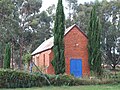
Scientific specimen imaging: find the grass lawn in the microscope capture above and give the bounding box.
[1,84,120,90]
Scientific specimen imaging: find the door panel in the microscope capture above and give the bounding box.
[70,59,82,77]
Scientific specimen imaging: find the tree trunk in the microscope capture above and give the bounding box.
[0,59,3,68]
[112,65,116,70]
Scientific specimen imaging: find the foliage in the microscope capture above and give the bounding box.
[0,42,3,68]
[46,4,56,23]
[101,0,120,69]
[0,69,48,88]
[0,69,120,88]
[3,43,11,69]
[0,0,19,68]
[0,0,52,69]
[65,0,78,27]
[87,1,102,75]
[52,0,65,74]
[47,74,116,86]
[101,69,120,80]
[22,53,31,64]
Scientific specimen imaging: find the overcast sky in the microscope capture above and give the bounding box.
[41,0,107,11]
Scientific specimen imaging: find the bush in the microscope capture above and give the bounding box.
[102,69,120,80]
[47,74,117,86]
[3,43,11,69]
[0,69,119,88]
[48,74,74,86]
[22,53,31,64]
[0,69,48,88]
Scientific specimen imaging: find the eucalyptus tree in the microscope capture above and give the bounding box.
[101,0,120,69]
[65,0,78,27]
[0,0,20,68]
[0,0,52,69]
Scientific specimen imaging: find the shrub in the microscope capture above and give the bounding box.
[22,53,31,64]
[0,69,48,88]
[48,74,74,86]
[0,69,119,88]
[47,74,117,86]
[3,43,11,69]
[101,69,120,80]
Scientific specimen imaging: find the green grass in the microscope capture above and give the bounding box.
[1,84,120,90]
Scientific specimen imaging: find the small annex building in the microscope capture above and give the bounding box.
[31,24,90,77]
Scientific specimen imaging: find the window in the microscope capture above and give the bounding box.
[43,54,45,67]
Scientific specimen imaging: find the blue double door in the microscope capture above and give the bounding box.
[70,59,82,77]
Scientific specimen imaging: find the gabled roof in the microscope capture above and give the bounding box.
[31,24,87,55]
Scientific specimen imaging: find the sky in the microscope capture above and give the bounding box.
[41,0,105,11]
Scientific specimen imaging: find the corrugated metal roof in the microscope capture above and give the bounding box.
[31,24,86,55]
[31,37,54,55]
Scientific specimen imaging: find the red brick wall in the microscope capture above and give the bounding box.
[64,26,90,76]
[47,50,54,74]
[33,50,52,73]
